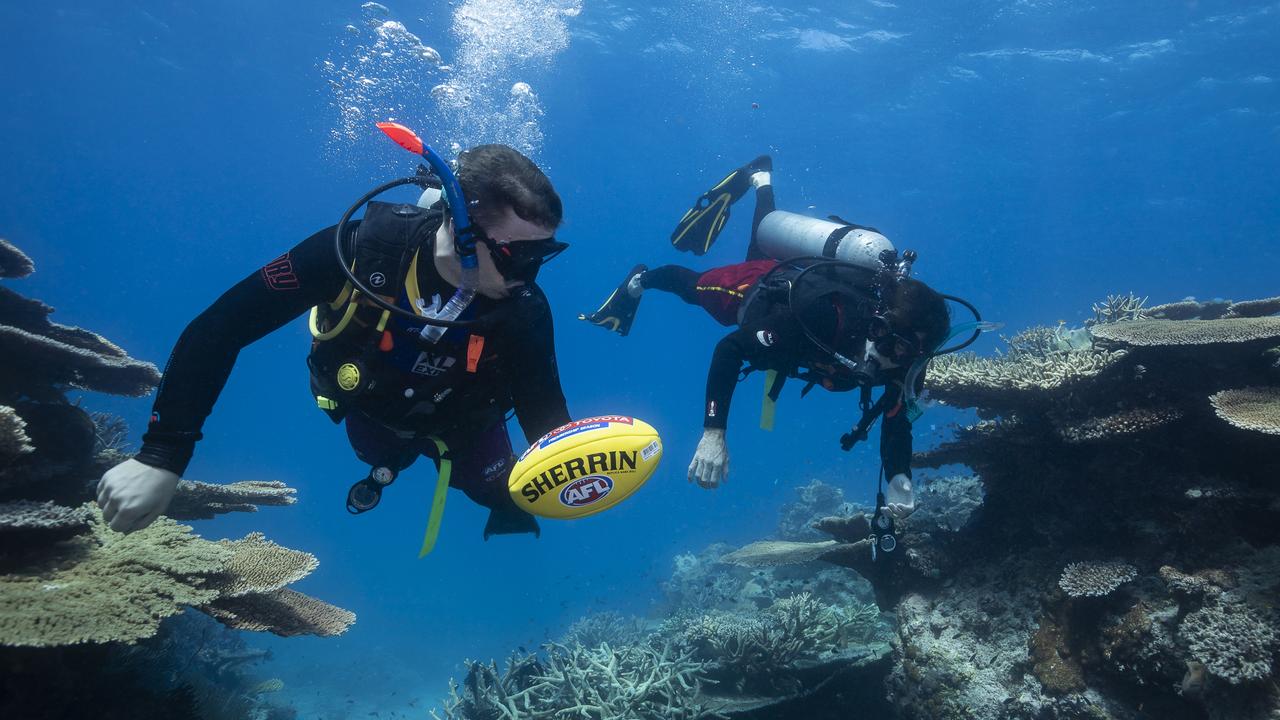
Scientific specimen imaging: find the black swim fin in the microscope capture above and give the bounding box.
[670,155,772,256]
[483,503,541,540]
[578,264,647,336]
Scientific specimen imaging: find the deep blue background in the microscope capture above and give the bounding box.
[2,0,1276,713]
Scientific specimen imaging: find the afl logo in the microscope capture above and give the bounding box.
[559,475,614,507]
[368,272,387,288]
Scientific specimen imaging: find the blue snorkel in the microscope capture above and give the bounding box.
[901,317,1003,421]
[332,123,485,344]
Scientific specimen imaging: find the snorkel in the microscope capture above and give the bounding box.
[333,122,483,344]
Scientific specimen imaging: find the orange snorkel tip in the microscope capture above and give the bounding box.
[376,121,425,156]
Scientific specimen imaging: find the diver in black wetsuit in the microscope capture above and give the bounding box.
[582,157,956,525]
[97,144,571,540]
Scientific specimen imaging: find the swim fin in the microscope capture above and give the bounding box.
[670,155,772,256]
[483,503,541,540]
[578,264,647,336]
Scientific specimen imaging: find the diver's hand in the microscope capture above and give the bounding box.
[885,473,915,520]
[96,459,179,533]
[688,428,730,489]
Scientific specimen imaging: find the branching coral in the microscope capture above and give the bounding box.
[1225,296,1280,319]
[926,344,1126,410]
[561,611,647,648]
[432,641,716,720]
[1089,293,1149,326]
[1209,386,1280,436]
[0,325,160,398]
[1179,595,1278,684]
[1058,561,1137,598]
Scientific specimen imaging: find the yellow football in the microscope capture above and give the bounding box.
[508,415,663,520]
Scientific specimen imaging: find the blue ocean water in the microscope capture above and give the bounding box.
[1,0,1276,714]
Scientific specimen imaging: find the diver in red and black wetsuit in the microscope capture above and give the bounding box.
[97,144,572,542]
[581,157,955,525]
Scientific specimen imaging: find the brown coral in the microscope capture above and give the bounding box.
[0,325,160,398]
[0,404,34,458]
[166,479,299,520]
[0,500,92,534]
[720,540,842,567]
[1053,406,1185,444]
[0,508,229,647]
[212,532,318,597]
[0,239,34,279]
[1225,296,1280,319]
[203,588,355,638]
[1209,386,1280,436]
[1059,561,1136,598]
[1088,317,1280,347]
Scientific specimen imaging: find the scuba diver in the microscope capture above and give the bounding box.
[98,127,572,550]
[582,156,986,535]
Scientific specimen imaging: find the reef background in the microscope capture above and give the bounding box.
[2,0,1278,716]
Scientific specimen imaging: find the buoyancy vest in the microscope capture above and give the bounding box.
[738,257,882,395]
[307,201,511,439]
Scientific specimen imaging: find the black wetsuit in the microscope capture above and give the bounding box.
[136,209,570,524]
[643,184,914,478]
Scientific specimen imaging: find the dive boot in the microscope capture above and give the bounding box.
[579,264,647,336]
[671,155,772,256]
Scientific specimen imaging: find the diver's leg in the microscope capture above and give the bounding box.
[434,422,540,539]
[637,265,701,305]
[345,411,420,472]
[745,167,776,262]
[579,263,650,336]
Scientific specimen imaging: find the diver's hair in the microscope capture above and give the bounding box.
[887,278,950,352]
[456,144,562,230]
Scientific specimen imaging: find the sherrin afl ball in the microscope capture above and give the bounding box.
[508,415,662,520]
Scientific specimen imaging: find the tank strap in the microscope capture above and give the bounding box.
[822,225,860,259]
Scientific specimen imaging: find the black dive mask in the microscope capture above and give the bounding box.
[868,315,923,364]
[482,237,569,282]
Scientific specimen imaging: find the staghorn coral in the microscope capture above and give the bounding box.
[1089,293,1149,326]
[0,500,92,535]
[432,641,715,720]
[166,479,299,521]
[0,404,34,458]
[0,239,34,278]
[202,588,355,638]
[926,344,1126,410]
[1179,595,1278,684]
[1088,316,1280,348]
[212,532,318,597]
[1052,405,1185,443]
[561,610,648,648]
[0,507,230,647]
[1210,386,1280,436]
[1058,561,1137,598]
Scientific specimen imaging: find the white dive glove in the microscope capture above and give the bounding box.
[885,473,916,520]
[688,428,730,489]
[96,458,179,533]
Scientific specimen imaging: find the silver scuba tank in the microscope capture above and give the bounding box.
[755,210,894,271]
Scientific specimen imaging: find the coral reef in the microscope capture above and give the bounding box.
[1059,561,1138,598]
[0,240,353,716]
[684,293,1280,718]
[1210,386,1280,436]
[775,479,855,541]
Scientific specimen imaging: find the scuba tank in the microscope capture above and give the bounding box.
[755,210,894,271]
